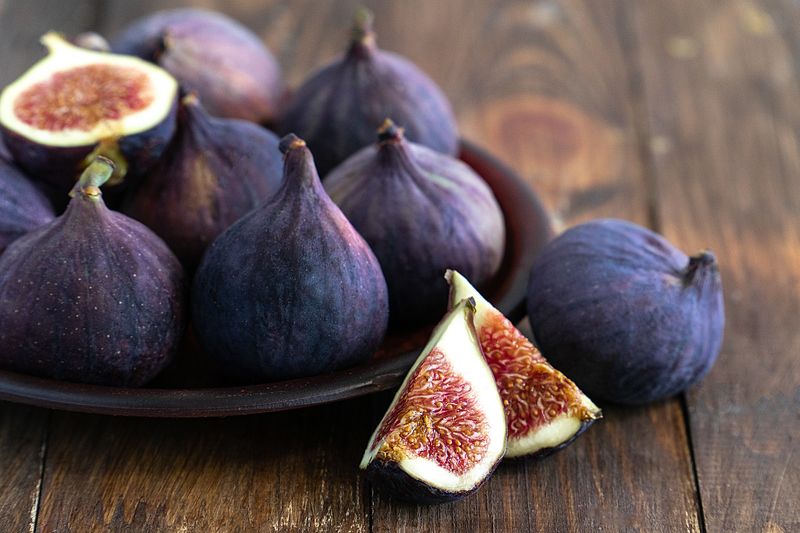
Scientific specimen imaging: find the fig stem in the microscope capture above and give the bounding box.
[349,7,376,54]
[684,250,717,284]
[377,119,404,143]
[71,157,115,199]
[279,134,306,155]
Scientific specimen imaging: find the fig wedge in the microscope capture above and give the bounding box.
[361,298,506,503]
[447,270,601,458]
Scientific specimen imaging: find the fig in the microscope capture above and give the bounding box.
[0,157,186,386]
[446,270,601,458]
[121,94,284,271]
[278,10,459,176]
[192,135,388,382]
[0,33,178,193]
[361,298,507,503]
[0,158,55,255]
[325,120,505,328]
[527,219,724,405]
[111,8,284,124]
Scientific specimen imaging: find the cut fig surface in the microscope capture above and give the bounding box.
[446,270,601,458]
[1,33,176,147]
[361,298,506,503]
[0,33,178,191]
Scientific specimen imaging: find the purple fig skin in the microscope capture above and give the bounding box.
[0,158,186,386]
[0,158,55,255]
[277,12,459,177]
[526,219,725,405]
[0,137,11,161]
[1,99,177,196]
[364,458,499,504]
[325,122,505,328]
[191,135,389,382]
[111,8,284,124]
[122,95,284,271]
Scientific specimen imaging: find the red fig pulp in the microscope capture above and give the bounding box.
[278,10,459,176]
[0,33,178,193]
[0,158,186,386]
[325,120,505,328]
[111,8,284,124]
[122,95,284,270]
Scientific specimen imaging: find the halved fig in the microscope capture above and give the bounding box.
[361,298,506,503]
[0,33,178,193]
[446,270,601,458]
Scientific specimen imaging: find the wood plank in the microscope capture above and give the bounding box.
[364,1,702,531]
[0,1,100,531]
[630,0,800,531]
[36,400,372,533]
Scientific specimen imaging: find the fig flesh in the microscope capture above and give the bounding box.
[111,8,284,124]
[0,33,178,193]
[0,158,55,255]
[527,219,724,405]
[446,270,601,458]
[192,135,388,382]
[0,158,186,386]
[325,120,505,328]
[361,298,507,503]
[122,94,284,271]
[278,10,459,176]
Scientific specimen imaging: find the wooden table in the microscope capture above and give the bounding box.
[1,1,798,531]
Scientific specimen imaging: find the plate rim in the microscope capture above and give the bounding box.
[0,139,553,417]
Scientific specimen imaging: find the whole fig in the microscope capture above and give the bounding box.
[0,157,186,386]
[325,120,505,328]
[0,158,55,255]
[526,219,724,405]
[278,9,459,177]
[192,135,389,382]
[111,8,284,124]
[122,94,284,271]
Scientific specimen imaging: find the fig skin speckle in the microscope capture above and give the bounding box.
[0,161,186,386]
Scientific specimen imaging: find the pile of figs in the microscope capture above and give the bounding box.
[0,7,724,505]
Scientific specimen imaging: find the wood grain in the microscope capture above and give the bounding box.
[36,400,372,533]
[629,0,800,531]
[0,1,101,531]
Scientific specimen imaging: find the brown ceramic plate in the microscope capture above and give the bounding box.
[0,140,552,417]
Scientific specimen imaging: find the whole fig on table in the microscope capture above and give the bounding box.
[192,135,389,383]
[526,219,724,405]
[0,158,186,386]
[0,33,178,194]
[0,158,55,255]
[278,9,459,177]
[111,8,284,124]
[122,94,284,271]
[325,119,505,328]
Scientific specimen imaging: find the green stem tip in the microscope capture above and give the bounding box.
[71,156,115,199]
